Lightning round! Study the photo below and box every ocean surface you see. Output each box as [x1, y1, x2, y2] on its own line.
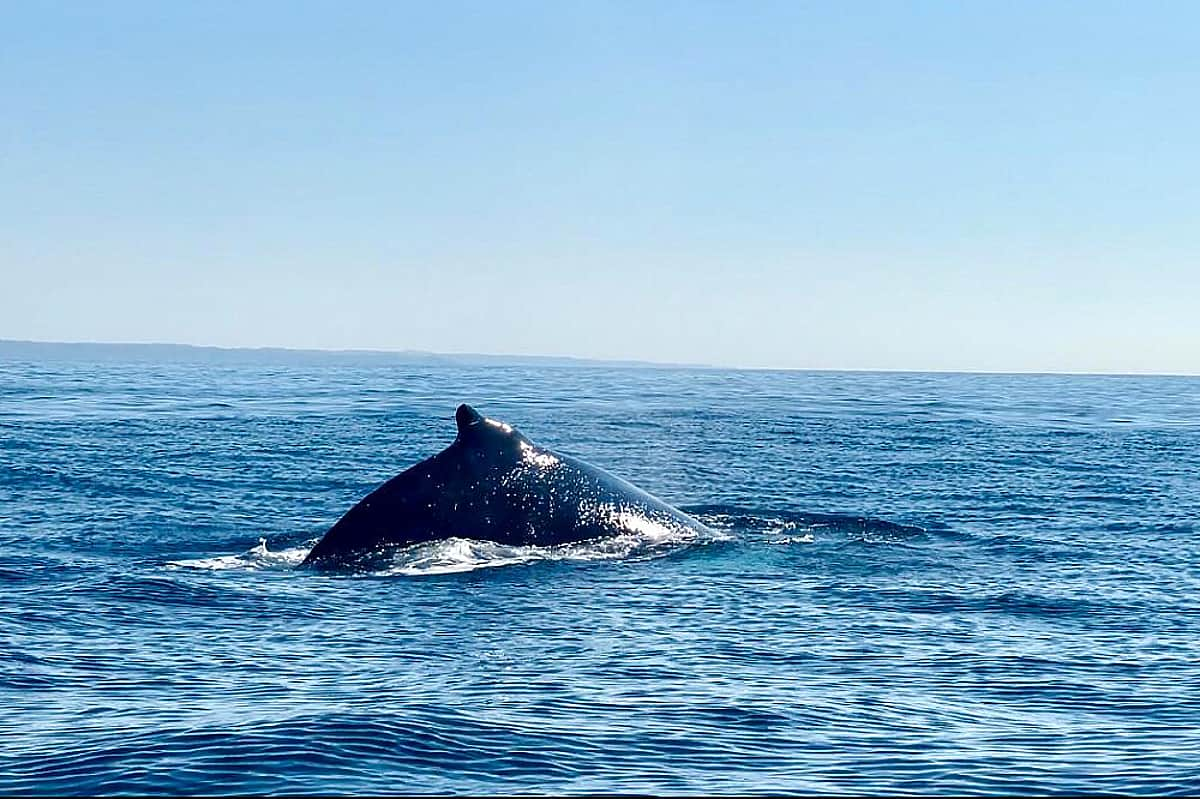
[2, 356, 1198, 795]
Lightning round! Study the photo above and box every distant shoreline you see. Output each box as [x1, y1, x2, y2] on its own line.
[0, 339, 1195, 377]
[0, 338, 708, 370]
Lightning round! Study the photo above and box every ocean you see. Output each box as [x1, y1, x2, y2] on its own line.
[1, 356, 1197, 795]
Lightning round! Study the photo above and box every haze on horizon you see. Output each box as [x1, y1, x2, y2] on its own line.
[3, 2, 1197, 375]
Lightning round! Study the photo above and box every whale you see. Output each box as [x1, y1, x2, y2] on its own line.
[301, 404, 712, 569]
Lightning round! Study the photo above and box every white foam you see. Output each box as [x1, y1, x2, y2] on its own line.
[165, 519, 733, 577]
[379, 524, 719, 576]
[167, 537, 312, 571]
[379, 537, 541, 576]
[764, 519, 816, 545]
[766, 533, 815, 545]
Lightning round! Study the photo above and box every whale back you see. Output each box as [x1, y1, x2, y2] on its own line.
[300, 404, 708, 569]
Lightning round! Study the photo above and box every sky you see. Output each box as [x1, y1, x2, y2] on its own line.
[2, 1, 1197, 373]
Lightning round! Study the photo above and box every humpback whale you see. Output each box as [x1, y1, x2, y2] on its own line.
[301, 404, 711, 570]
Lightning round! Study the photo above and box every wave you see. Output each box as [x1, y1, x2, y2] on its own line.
[688, 505, 940, 545]
[165, 504, 940, 578]
[169, 522, 733, 577]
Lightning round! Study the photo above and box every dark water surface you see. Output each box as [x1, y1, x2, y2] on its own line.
[1, 358, 1198, 795]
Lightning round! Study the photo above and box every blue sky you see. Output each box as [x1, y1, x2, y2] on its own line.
[3, 1, 1196, 373]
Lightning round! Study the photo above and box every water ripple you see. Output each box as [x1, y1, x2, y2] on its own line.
[2, 362, 1199, 794]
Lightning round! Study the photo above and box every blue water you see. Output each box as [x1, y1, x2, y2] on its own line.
[2, 357, 1198, 795]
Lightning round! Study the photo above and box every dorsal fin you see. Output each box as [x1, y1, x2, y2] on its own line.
[453, 404, 533, 451]
[455, 403, 484, 435]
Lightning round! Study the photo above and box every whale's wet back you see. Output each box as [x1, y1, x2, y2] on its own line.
[301, 404, 710, 569]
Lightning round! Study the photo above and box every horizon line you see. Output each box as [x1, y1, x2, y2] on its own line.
[1, 337, 1197, 379]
